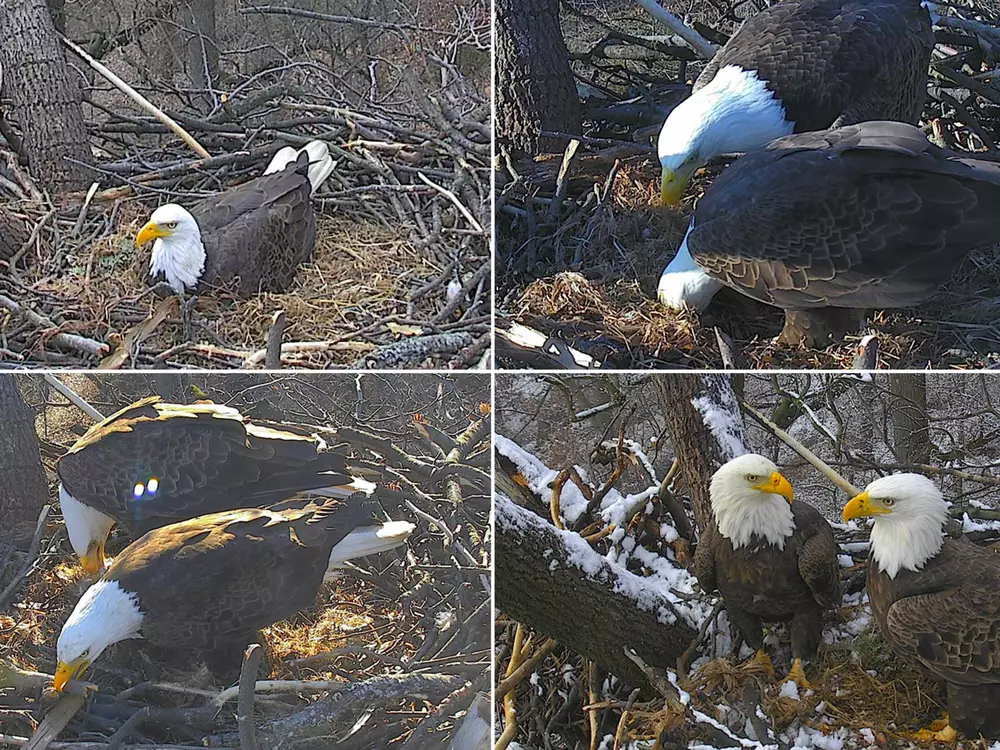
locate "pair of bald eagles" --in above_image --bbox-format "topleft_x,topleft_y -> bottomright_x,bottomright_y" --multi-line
653,0 -> 1000,347
50,397 -> 414,693
702,454 -> 1000,740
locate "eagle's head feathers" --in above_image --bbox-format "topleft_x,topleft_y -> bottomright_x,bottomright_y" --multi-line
657,65 -> 792,206
139,203 -> 205,294
842,473 -> 947,578
59,484 -> 115,575
55,579 -> 143,692
710,453 -> 795,549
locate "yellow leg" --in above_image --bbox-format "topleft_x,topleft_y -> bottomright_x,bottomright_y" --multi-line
912,715 -> 958,742
749,649 -> 776,678
783,658 -> 812,690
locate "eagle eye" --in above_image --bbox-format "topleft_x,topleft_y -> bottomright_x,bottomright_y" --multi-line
166,221 -> 177,229
883,498 -> 895,506
746,474 -> 759,482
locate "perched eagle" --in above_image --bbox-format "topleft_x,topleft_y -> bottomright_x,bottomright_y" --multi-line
658,122 -> 1000,347
54,499 -> 414,691
693,454 -> 841,687
843,474 -> 1000,741
136,140 -> 334,295
57,396 -> 364,574
657,0 -> 933,204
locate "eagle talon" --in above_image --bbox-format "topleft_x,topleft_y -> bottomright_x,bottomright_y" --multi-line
783,658 -> 812,690
750,649 -> 776,679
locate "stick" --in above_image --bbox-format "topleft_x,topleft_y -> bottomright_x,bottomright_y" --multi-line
265,311 -> 286,370
238,645 -> 263,750
632,0 -> 718,58
0,505 -> 51,612
22,694 -> 86,750
59,36 -> 210,159
741,401 -> 861,496
416,172 -> 484,233
0,296 -> 107,358
42,375 -> 105,421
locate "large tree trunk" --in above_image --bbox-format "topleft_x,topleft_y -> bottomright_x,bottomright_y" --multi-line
0,377 -> 47,529
889,374 -> 930,465
180,0 -> 219,111
495,492 -> 695,691
655,374 -> 749,534
495,0 -> 581,156
0,0 -> 92,192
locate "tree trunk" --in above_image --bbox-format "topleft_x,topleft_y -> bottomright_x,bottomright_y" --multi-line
495,0 -> 581,156
495,493 -> 695,691
655,374 -> 749,534
0,0 -> 92,193
889,374 -> 930,465
180,0 -> 218,111
0,376 -> 47,529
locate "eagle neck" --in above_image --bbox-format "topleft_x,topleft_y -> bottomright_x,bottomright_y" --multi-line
149,225 -> 206,294
713,494 -> 795,550
59,485 -> 115,560
658,221 -> 723,310
57,579 -> 144,665
869,515 -> 944,579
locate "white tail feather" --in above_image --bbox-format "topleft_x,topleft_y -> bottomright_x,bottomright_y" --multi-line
304,477 -> 378,500
263,140 -> 335,195
326,521 -> 415,572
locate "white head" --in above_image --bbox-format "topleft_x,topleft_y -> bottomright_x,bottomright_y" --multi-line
657,221 -> 724,311
710,453 -> 795,549
59,484 -> 115,575
658,65 -> 793,206
54,579 -> 144,691
138,204 -> 205,293
842,474 -> 948,578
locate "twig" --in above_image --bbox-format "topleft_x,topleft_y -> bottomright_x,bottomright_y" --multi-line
0,296 -> 107,359
60,36 -> 210,158
0,506 -> 51,612
264,311 -> 286,370
632,0 -> 718,58
238,645 -> 263,750
416,172 -> 484,233
42,375 -> 105,420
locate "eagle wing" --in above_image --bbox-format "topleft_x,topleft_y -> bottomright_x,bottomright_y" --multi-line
56,398 -> 351,531
793,503 -> 841,609
109,500 -> 375,649
696,0 -> 933,129
882,539 -> 1000,686
687,122 -> 1000,310
192,153 -> 316,295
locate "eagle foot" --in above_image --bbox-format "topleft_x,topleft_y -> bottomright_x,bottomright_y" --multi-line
912,719 -> 957,743
782,658 -> 812,690
749,649 -> 776,679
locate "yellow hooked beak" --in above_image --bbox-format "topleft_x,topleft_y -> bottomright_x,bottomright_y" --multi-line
80,539 -> 106,575
135,221 -> 170,246
53,657 -> 90,692
842,491 -> 892,523
752,471 -> 794,503
660,164 -> 695,206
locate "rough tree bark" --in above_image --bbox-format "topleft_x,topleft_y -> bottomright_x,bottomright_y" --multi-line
179,0 -> 219,111
495,492 -> 696,690
655,374 -> 749,534
0,376 -> 47,529
495,0 -> 582,156
889,373 -> 931,465
0,0 -> 93,192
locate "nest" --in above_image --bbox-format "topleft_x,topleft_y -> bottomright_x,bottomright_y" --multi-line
0,5 -> 490,370
497,0 -> 1000,370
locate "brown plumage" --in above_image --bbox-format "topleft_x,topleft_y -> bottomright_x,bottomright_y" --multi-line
696,0 -> 932,129
107,501 -> 374,652
694,502 -> 841,664
0,209 -> 29,262
868,538 -> 1000,738
57,396 -> 354,536
686,121 -> 1000,346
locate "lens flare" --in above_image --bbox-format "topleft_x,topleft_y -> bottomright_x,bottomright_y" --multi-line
133,482 -> 145,498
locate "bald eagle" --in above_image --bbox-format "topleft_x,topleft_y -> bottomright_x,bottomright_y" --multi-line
693,454 -> 841,686
57,396 -> 364,574
657,122 -> 1000,347
54,499 -> 414,692
843,473 -> 1000,741
658,0 -> 932,205
136,141 -> 334,295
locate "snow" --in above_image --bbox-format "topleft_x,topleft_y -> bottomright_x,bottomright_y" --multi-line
962,512 -> 1000,533
692,393 -> 748,460
786,726 -> 849,750
778,680 -> 800,700
495,434 -> 591,523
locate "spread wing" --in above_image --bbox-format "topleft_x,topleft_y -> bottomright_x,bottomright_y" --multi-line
696,0 -> 933,128
882,539 -> 1000,686
192,153 -> 316,295
56,398 -> 351,531
687,122 -> 1000,310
